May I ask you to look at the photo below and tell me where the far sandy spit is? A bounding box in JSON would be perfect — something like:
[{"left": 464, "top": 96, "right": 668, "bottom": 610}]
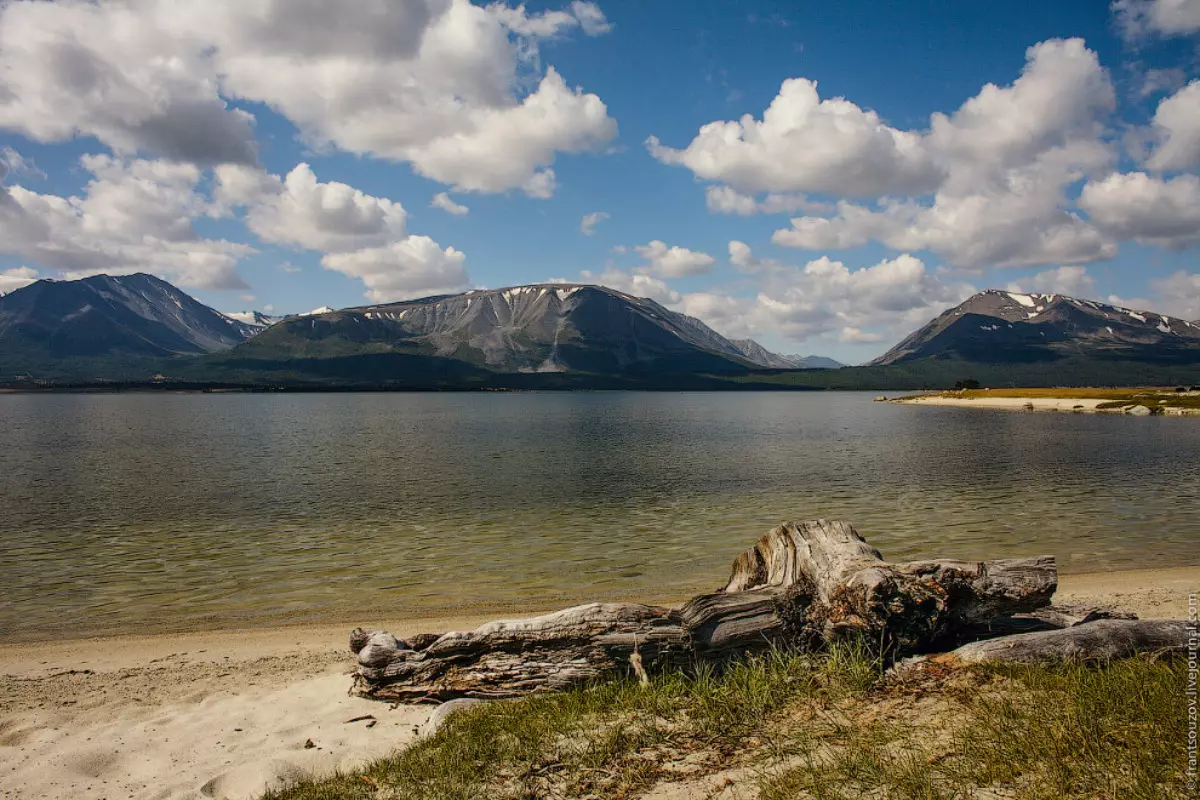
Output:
[{"left": 2, "top": 568, "right": 1198, "bottom": 800}]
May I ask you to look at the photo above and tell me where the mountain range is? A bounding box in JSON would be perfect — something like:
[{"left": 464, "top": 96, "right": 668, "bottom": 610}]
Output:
[{"left": 1, "top": 275, "right": 1197, "bottom": 389}]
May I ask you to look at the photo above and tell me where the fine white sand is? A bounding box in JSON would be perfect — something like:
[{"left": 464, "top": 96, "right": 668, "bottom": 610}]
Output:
[
  {"left": 2, "top": 570, "right": 1197, "bottom": 800},
  {"left": 0, "top": 614, "right": 502, "bottom": 800}
]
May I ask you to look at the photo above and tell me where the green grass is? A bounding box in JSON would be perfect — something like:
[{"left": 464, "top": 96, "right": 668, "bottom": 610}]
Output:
[
  {"left": 260, "top": 648, "right": 1188, "bottom": 800},
  {"left": 758, "top": 657, "right": 1189, "bottom": 800},
  {"left": 262, "top": 644, "right": 879, "bottom": 800}
]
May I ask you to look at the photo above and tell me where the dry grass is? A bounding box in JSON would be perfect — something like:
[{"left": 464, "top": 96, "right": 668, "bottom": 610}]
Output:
[{"left": 261, "top": 648, "right": 1188, "bottom": 800}]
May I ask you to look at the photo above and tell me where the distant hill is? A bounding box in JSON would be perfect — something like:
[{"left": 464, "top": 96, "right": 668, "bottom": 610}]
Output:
[
  {"left": 0, "top": 274, "right": 252, "bottom": 362},
  {"left": 226, "top": 284, "right": 766, "bottom": 378},
  {"left": 729, "top": 339, "right": 841, "bottom": 369},
  {"left": 871, "top": 290, "right": 1200, "bottom": 367}
]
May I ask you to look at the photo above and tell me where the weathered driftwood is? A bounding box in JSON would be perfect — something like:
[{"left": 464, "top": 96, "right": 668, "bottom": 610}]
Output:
[
  {"left": 958, "top": 603, "right": 1139, "bottom": 641},
  {"left": 351, "top": 520, "right": 1064, "bottom": 701},
  {"left": 682, "top": 520, "right": 1057, "bottom": 655},
  {"left": 353, "top": 602, "right": 690, "bottom": 702},
  {"left": 945, "top": 619, "right": 1192, "bottom": 664}
]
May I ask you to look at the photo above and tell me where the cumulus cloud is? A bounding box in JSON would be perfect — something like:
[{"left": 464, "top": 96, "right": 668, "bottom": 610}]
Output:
[
  {"left": 214, "top": 161, "right": 469, "bottom": 300},
  {"left": 0, "top": 1, "right": 258, "bottom": 166},
  {"left": 647, "top": 77, "right": 940, "bottom": 197},
  {"left": 704, "top": 185, "right": 829, "bottom": 216},
  {"left": 575, "top": 244, "right": 974, "bottom": 351},
  {"left": 705, "top": 250, "right": 973, "bottom": 346},
  {"left": 634, "top": 241, "right": 715, "bottom": 277},
  {"left": 431, "top": 192, "right": 469, "bottom": 215},
  {"left": 1079, "top": 171, "right": 1200, "bottom": 248},
  {"left": 0, "top": 154, "right": 251, "bottom": 289},
  {"left": 216, "top": 164, "right": 408, "bottom": 253},
  {"left": 1144, "top": 81, "right": 1200, "bottom": 172},
  {"left": 1112, "top": 0, "right": 1200, "bottom": 40},
  {"left": 322, "top": 236, "right": 469, "bottom": 302},
  {"left": 770, "top": 39, "right": 1119, "bottom": 269},
  {"left": 1150, "top": 270, "right": 1200, "bottom": 320},
  {"left": 0, "top": 0, "right": 616, "bottom": 195},
  {"left": 1006, "top": 266, "right": 1096, "bottom": 298},
  {"left": 578, "top": 267, "right": 681, "bottom": 305},
  {"left": 580, "top": 211, "right": 609, "bottom": 235},
  {"left": 0, "top": 266, "right": 39, "bottom": 294}
]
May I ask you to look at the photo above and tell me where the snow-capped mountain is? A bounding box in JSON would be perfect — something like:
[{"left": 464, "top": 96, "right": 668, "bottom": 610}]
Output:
[
  {"left": 871, "top": 290, "right": 1200, "bottom": 365},
  {"left": 223, "top": 310, "right": 284, "bottom": 328},
  {"left": 0, "top": 273, "right": 254, "bottom": 358},
  {"left": 236, "top": 283, "right": 776, "bottom": 374}
]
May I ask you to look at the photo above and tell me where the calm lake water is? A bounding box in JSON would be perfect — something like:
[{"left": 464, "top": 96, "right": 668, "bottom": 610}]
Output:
[{"left": 1, "top": 391, "right": 1198, "bottom": 642}]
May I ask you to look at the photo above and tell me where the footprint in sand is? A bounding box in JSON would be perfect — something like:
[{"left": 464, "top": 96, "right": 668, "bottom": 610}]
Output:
[{"left": 200, "top": 759, "right": 309, "bottom": 800}]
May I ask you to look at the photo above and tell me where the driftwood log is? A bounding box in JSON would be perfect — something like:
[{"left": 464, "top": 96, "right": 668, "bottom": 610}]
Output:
[
  {"left": 945, "top": 619, "right": 1192, "bottom": 664},
  {"left": 352, "top": 520, "right": 1070, "bottom": 702}
]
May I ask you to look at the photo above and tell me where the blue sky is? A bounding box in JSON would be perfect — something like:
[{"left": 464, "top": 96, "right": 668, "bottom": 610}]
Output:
[{"left": 1, "top": 0, "right": 1198, "bottom": 363}]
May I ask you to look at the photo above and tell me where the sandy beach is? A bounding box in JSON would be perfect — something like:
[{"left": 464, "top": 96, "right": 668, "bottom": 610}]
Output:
[
  {"left": 895, "top": 395, "right": 1114, "bottom": 411},
  {"left": 892, "top": 392, "right": 1200, "bottom": 414},
  {"left": 2, "top": 568, "right": 1197, "bottom": 800}
]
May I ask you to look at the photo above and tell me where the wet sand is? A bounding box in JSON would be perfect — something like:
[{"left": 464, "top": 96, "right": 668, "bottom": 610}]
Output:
[{"left": 1, "top": 569, "right": 1196, "bottom": 800}]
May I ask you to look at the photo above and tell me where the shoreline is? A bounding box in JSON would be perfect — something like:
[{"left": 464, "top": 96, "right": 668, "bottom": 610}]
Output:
[
  {"left": 2, "top": 566, "right": 1197, "bottom": 800},
  {"left": 892, "top": 386, "right": 1200, "bottom": 412}
]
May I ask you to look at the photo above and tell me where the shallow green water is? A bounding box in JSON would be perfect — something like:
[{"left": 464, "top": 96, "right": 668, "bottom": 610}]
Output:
[{"left": 1, "top": 391, "right": 1197, "bottom": 641}]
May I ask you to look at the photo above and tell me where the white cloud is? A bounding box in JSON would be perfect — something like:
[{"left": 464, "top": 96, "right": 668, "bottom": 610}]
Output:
[
  {"left": 1145, "top": 81, "right": 1200, "bottom": 172},
  {"left": 431, "top": 192, "right": 469, "bottom": 215},
  {"left": 634, "top": 240, "right": 715, "bottom": 278},
  {"left": 1139, "top": 67, "right": 1188, "bottom": 98},
  {"left": 0, "top": 0, "right": 258, "bottom": 166},
  {"left": 214, "top": 161, "right": 471, "bottom": 299},
  {"left": 1112, "top": 0, "right": 1200, "bottom": 40},
  {"left": 647, "top": 77, "right": 940, "bottom": 197},
  {"left": 1079, "top": 171, "right": 1200, "bottom": 248},
  {"left": 705, "top": 185, "right": 829, "bottom": 216},
  {"left": 322, "top": 236, "right": 468, "bottom": 302},
  {"left": 840, "top": 327, "right": 883, "bottom": 344},
  {"left": 0, "top": 0, "right": 616, "bottom": 195},
  {"left": 0, "top": 147, "right": 45, "bottom": 182},
  {"left": 730, "top": 250, "right": 975, "bottom": 345},
  {"left": 1006, "top": 266, "right": 1096, "bottom": 298},
  {"left": 580, "top": 211, "right": 609, "bottom": 235},
  {"left": 0, "top": 266, "right": 39, "bottom": 294},
  {"left": 1150, "top": 270, "right": 1200, "bottom": 319},
  {"left": 575, "top": 245, "right": 974, "bottom": 350},
  {"left": 216, "top": 163, "right": 408, "bottom": 253},
  {"left": 578, "top": 267, "right": 681, "bottom": 305},
  {"left": 488, "top": 1, "right": 611, "bottom": 38},
  {"left": 0, "top": 154, "right": 251, "bottom": 289},
  {"left": 771, "top": 39, "right": 1119, "bottom": 269}
]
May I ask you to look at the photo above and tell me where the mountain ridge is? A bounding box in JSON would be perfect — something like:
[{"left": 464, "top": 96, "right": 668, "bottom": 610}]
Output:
[
  {"left": 870, "top": 289, "right": 1200, "bottom": 366},
  {"left": 0, "top": 273, "right": 252, "bottom": 360}
]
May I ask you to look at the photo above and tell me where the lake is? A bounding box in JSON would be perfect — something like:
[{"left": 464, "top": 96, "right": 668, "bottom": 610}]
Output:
[{"left": 1, "top": 391, "right": 1197, "bottom": 642}]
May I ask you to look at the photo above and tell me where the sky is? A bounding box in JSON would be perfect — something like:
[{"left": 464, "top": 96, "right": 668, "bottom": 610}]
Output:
[{"left": 0, "top": 0, "right": 1198, "bottom": 364}]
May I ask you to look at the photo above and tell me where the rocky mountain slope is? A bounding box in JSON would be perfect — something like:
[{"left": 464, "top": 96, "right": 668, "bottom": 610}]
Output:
[
  {"left": 0, "top": 273, "right": 253, "bottom": 359},
  {"left": 729, "top": 340, "right": 843, "bottom": 369},
  {"left": 231, "top": 284, "right": 803, "bottom": 375},
  {"left": 871, "top": 290, "right": 1200, "bottom": 366}
]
